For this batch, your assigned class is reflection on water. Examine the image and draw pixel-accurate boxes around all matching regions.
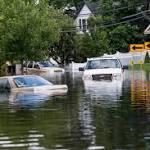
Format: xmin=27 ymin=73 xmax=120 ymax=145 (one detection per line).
xmin=0 ymin=70 xmax=150 ymax=149
xmin=84 ymin=79 xmax=123 ymax=106
xmin=8 ymin=92 xmax=50 ymax=108
xmin=131 ymin=71 xmax=150 ymax=111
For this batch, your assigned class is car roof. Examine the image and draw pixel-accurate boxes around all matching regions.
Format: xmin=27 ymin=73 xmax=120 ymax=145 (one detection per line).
xmin=87 ymin=56 xmax=119 ymax=61
xmin=0 ymin=75 xmax=39 ymax=79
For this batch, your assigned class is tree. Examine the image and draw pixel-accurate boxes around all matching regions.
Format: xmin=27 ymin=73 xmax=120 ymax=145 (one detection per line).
xmin=48 ymin=0 xmax=84 ymax=8
xmin=0 ymin=0 xmax=73 ymax=66
xmin=144 ymin=51 xmax=150 ymax=63
xmin=48 ymin=0 xmax=100 ymax=9
xmin=86 ymin=0 xmax=147 ymax=55
xmin=48 ymin=30 xmax=76 ymax=65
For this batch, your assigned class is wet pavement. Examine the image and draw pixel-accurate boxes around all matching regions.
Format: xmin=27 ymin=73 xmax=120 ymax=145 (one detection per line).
xmin=0 ymin=70 xmax=150 ymax=150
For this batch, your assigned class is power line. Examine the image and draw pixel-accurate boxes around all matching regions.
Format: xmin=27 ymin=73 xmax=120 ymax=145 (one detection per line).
xmin=74 ymin=1 xmax=150 ymax=17
xmin=61 ymin=8 xmax=150 ymax=30
xmin=123 ymin=8 xmax=150 ymax=19
xmin=60 ymin=15 xmax=145 ymax=33
xmin=53 ymin=1 xmax=149 ymax=19
xmin=100 ymin=16 xmax=144 ymax=28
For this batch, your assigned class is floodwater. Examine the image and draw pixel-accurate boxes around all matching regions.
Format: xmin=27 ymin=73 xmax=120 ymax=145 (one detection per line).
xmin=0 ymin=70 xmax=150 ymax=150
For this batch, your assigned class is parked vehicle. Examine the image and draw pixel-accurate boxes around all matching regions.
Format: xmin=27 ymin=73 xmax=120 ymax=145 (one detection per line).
xmin=24 ymin=61 xmax=65 ymax=74
xmin=82 ymin=57 xmax=123 ymax=80
xmin=0 ymin=75 xmax=68 ymax=95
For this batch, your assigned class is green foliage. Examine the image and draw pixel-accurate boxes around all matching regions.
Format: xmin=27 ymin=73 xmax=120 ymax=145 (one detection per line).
xmin=0 ymin=0 xmax=148 ymax=64
xmin=144 ymin=51 xmax=150 ymax=63
xmin=0 ymin=0 xmax=73 ymax=64
xmin=86 ymin=0 xmax=147 ymax=57
xmin=74 ymin=31 xmax=109 ymax=62
xmin=48 ymin=31 xmax=76 ymax=65
xmin=109 ymin=25 xmax=144 ymax=53
xmin=74 ymin=34 xmax=96 ymax=62
xmin=48 ymin=0 xmax=85 ymax=8
xmin=48 ymin=0 xmax=68 ymax=8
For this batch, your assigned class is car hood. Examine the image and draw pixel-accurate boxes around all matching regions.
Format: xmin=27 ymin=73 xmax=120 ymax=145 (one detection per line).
xmin=11 ymin=84 xmax=68 ymax=95
xmin=42 ymin=67 xmax=64 ymax=71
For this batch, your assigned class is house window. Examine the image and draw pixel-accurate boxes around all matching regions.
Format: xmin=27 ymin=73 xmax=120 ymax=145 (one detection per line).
xmin=78 ymin=19 xmax=87 ymax=32
xmin=79 ymin=19 xmax=82 ymax=30
xmin=82 ymin=19 xmax=87 ymax=32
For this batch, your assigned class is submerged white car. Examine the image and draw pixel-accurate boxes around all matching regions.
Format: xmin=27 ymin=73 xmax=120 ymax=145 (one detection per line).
xmin=82 ymin=57 xmax=123 ymax=80
xmin=24 ymin=61 xmax=65 ymax=74
xmin=0 ymin=75 xmax=68 ymax=95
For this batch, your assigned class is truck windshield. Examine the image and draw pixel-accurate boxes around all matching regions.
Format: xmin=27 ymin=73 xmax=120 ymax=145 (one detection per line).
xmin=85 ymin=59 xmax=121 ymax=69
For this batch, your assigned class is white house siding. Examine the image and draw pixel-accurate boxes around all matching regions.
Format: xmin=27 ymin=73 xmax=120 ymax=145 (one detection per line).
xmin=75 ymin=4 xmax=93 ymax=34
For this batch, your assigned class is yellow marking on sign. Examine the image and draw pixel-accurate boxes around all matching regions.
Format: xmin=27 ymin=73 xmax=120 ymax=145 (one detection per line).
xmin=129 ymin=44 xmax=144 ymax=52
xmin=144 ymin=42 xmax=150 ymax=50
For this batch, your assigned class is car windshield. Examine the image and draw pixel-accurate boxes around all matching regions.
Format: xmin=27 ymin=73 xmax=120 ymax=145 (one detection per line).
xmin=14 ymin=76 xmax=52 ymax=87
xmin=39 ymin=61 xmax=54 ymax=68
xmin=85 ymin=59 xmax=121 ymax=69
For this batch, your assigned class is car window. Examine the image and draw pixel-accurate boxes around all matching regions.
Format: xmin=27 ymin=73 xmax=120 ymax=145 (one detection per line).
xmin=13 ymin=76 xmax=52 ymax=88
xmin=23 ymin=61 xmax=28 ymax=67
xmin=86 ymin=59 xmax=121 ymax=69
xmin=34 ymin=64 xmax=40 ymax=69
xmin=0 ymin=78 xmax=11 ymax=91
xmin=28 ymin=62 xmax=33 ymax=68
xmin=39 ymin=61 xmax=54 ymax=68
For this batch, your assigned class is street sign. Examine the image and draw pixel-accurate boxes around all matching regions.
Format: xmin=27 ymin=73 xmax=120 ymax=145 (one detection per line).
xmin=144 ymin=42 xmax=150 ymax=49
xmin=129 ymin=44 xmax=144 ymax=52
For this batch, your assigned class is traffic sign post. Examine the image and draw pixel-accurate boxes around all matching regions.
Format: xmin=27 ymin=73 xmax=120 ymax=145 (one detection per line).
xmin=129 ymin=44 xmax=144 ymax=67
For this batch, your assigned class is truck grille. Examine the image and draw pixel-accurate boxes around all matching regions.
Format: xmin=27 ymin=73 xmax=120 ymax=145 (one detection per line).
xmin=92 ymin=74 xmax=112 ymax=81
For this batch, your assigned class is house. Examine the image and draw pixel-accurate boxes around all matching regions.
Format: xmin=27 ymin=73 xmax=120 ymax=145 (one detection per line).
xmin=74 ymin=1 xmax=99 ymax=34
xmin=144 ymin=25 xmax=150 ymax=34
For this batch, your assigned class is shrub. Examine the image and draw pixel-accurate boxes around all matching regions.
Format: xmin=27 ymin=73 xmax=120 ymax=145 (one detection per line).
xmin=144 ymin=51 xmax=150 ymax=63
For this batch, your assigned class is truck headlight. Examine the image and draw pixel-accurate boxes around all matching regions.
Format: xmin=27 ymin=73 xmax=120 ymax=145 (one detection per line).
xmin=113 ymin=73 xmax=121 ymax=77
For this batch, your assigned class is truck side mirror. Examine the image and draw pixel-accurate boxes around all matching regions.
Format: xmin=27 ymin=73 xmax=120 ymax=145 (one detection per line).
xmin=122 ymin=66 xmax=128 ymax=69
xmin=79 ymin=67 xmax=84 ymax=71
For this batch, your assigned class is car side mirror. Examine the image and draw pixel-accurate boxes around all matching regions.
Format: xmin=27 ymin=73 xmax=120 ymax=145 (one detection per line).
xmin=79 ymin=67 xmax=84 ymax=71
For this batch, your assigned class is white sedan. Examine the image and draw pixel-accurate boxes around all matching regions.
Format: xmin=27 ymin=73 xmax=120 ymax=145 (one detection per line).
xmin=0 ymin=75 xmax=68 ymax=95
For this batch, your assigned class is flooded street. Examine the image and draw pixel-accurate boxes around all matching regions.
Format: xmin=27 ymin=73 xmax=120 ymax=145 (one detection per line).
xmin=0 ymin=70 xmax=150 ymax=150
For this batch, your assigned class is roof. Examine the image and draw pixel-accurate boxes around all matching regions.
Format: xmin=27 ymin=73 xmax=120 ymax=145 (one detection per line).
xmin=144 ymin=25 xmax=150 ymax=34
xmin=75 ymin=1 xmax=100 ymax=18
xmin=0 ymin=75 xmax=39 ymax=79
xmin=85 ymin=1 xmax=99 ymax=14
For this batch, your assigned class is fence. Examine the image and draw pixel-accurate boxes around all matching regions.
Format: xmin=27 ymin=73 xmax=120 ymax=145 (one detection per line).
xmin=66 ymin=51 xmax=150 ymax=72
